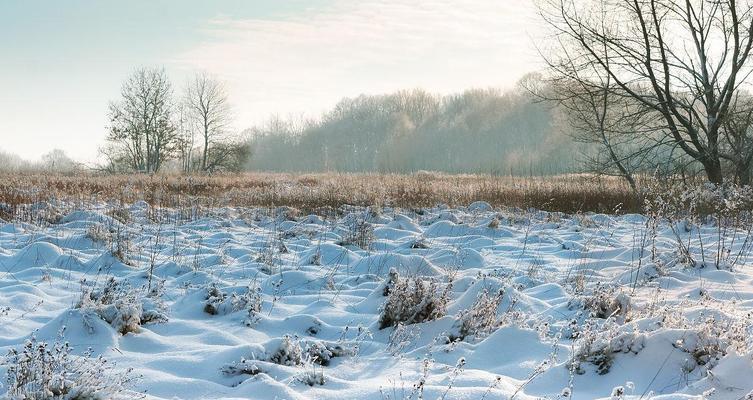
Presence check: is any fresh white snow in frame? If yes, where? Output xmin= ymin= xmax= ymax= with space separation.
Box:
xmin=1 ymin=201 xmax=752 ymax=399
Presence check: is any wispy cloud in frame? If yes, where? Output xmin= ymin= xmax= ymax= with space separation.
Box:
xmin=175 ymin=0 xmax=542 ymax=127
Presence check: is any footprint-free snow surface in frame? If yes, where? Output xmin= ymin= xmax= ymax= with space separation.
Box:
xmin=2 ymin=202 xmax=753 ymax=399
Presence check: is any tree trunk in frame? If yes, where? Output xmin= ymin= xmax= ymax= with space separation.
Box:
xmin=736 ymin=163 xmax=751 ymax=186
xmin=704 ymin=160 xmax=724 ymax=185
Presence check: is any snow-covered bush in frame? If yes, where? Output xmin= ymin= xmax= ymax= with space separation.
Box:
xmin=295 ymin=358 xmax=325 ymax=386
xmin=454 ymin=288 xmax=505 ymax=341
xmin=85 ymin=223 xmax=112 ymax=244
xmin=220 ymin=358 xmax=262 ymax=377
xmin=305 ymin=341 xmax=355 ymax=366
xmin=269 ymin=335 xmax=304 ymax=366
xmin=203 ymin=284 xmax=227 ymax=315
xmin=204 ymin=284 xmax=262 ymax=323
xmin=569 ymin=321 xmax=645 ymax=375
xmin=644 ymin=182 xmax=753 ymax=270
xmin=107 ymin=207 xmax=131 ymax=224
xmin=378 ymin=269 xmax=453 ymax=329
xmin=673 ymin=315 xmax=749 ymax=372
xmin=338 ymin=216 xmax=374 ymax=249
xmin=77 ymin=277 xmax=167 ymax=335
xmin=576 ymin=285 xmax=631 ymax=323
xmin=222 ymin=336 xmax=352 ymax=381
xmin=4 ymin=331 xmax=137 ymax=399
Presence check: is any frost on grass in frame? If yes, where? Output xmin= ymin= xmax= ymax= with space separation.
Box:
xmin=378 ymin=268 xmax=453 ymax=329
xmin=4 ymin=330 xmax=137 ymax=400
xmin=76 ymin=277 xmax=167 ymax=335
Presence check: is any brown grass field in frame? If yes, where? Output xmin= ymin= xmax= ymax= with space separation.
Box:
xmin=0 ymin=172 xmax=641 ymax=220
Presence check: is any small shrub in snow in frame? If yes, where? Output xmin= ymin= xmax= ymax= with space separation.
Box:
xmin=269 ymin=335 xmax=305 ymax=366
xmin=77 ymin=277 xmax=167 ymax=335
xmin=382 ymin=268 xmax=400 ymax=296
xmin=204 ymin=284 xmax=263 ymax=324
xmin=338 ymin=217 xmax=374 ymax=249
xmin=378 ymin=269 xmax=453 ymax=329
xmin=569 ymin=321 xmax=645 ymax=375
xmin=454 ymin=288 xmax=505 ymax=341
xmin=305 ymin=341 xmax=355 ymax=366
xmin=85 ymin=223 xmax=112 ymax=244
xmin=577 ymin=285 xmax=631 ymax=323
xmin=4 ymin=331 xmax=137 ymax=400
xmin=295 ymin=358 xmax=326 ymax=386
xmin=107 ymin=207 xmax=131 ymax=224
xmin=110 ymin=228 xmax=133 ymax=266
xmin=673 ymin=315 xmax=747 ymax=372
xmin=487 ymin=217 xmax=500 ymax=229
xmin=220 ymin=358 xmax=262 ymax=376
xmin=203 ymin=283 xmax=226 ymax=315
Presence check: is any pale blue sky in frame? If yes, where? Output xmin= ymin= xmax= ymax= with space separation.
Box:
xmin=0 ymin=0 xmax=540 ymax=162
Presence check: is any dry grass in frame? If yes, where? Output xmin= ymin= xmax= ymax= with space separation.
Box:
xmin=0 ymin=172 xmax=639 ymax=221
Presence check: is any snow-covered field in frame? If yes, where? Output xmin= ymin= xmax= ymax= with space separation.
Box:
xmin=1 ymin=200 xmax=753 ymax=399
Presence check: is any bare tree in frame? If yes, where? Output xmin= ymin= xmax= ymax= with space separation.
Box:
xmin=174 ymin=102 xmax=197 ymax=173
xmin=41 ymin=149 xmax=78 ymax=173
xmin=184 ymin=72 xmax=233 ymax=172
xmin=106 ymin=67 xmax=177 ymax=173
xmin=539 ymin=0 xmax=753 ymax=184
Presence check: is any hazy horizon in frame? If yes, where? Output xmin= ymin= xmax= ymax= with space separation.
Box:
xmin=0 ymin=0 xmax=541 ymax=163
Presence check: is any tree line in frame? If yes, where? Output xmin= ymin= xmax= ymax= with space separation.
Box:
xmin=245 ymin=86 xmax=581 ymax=175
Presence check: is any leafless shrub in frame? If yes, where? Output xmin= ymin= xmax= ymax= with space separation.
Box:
xmin=453 ymin=288 xmax=505 ymax=341
xmin=77 ymin=277 xmax=167 ymax=335
xmin=575 ymin=285 xmax=631 ymax=323
xmin=4 ymin=330 xmax=138 ymax=399
xmin=338 ymin=216 xmax=374 ymax=249
xmin=569 ymin=321 xmax=645 ymax=375
xmin=268 ymin=335 xmax=304 ymax=366
xmin=220 ymin=359 xmax=262 ymax=377
xmin=378 ymin=268 xmax=453 ymax=329
xmin=204 ymin=284 xmax=262 ymax=322
xmin=295 ymin=359 xmax=326 ymax=387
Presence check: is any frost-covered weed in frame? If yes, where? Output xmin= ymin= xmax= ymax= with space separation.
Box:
xmin=269 ymin=335 xmax=304 ymax=366
xmin=203 ymin=283 xmax=225 ymax=315
xmin=204 ymin=283 xmax=262 ymax=318
xmin=295 ymin=358 xmax=326 ymax=386
xmin=85 ymin=223 xmax=112 ymax=244
xmin=220 ymin=358 xmax=262 ymax=377
xmin=77 ymin=277 xmax=167 ymax=335
xmin=379 ymin=269 xmax=453 ymax=329
xmin=110 ymin=228 xmax=133 ymax=266
xmin=673 ymin=314 xmax=750 ymax=372
xmin=204 ymin=284 xmax=263 ymax=325
xmin=4 ymin=330 xmax=137 ymax=400
xmin=305 ymin=341 xmax=355 ymax=366
xmin=338 ymin=215 xmax=374 ymax=250
xmin=454 ymin=288 xmax=505 ymax=341
xmin=223 ymin=336 xmax=353 ymax=381
xmin=575 ymin=285 xmax=631 ymax=323
xmin=644 ymin=182 xmax=753 ymax=270
xmin=107 ymin=207 xmax=131 ymax=224
xmin=569 ymin=320 xmax=645 ymax=375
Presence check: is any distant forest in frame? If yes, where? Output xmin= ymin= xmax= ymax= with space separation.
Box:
xmin=244 ymin=84 xmax=582 ymax=175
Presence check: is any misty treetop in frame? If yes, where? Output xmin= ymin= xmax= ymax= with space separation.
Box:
xmin=245 ymin=86 xmax=580 ymax=175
